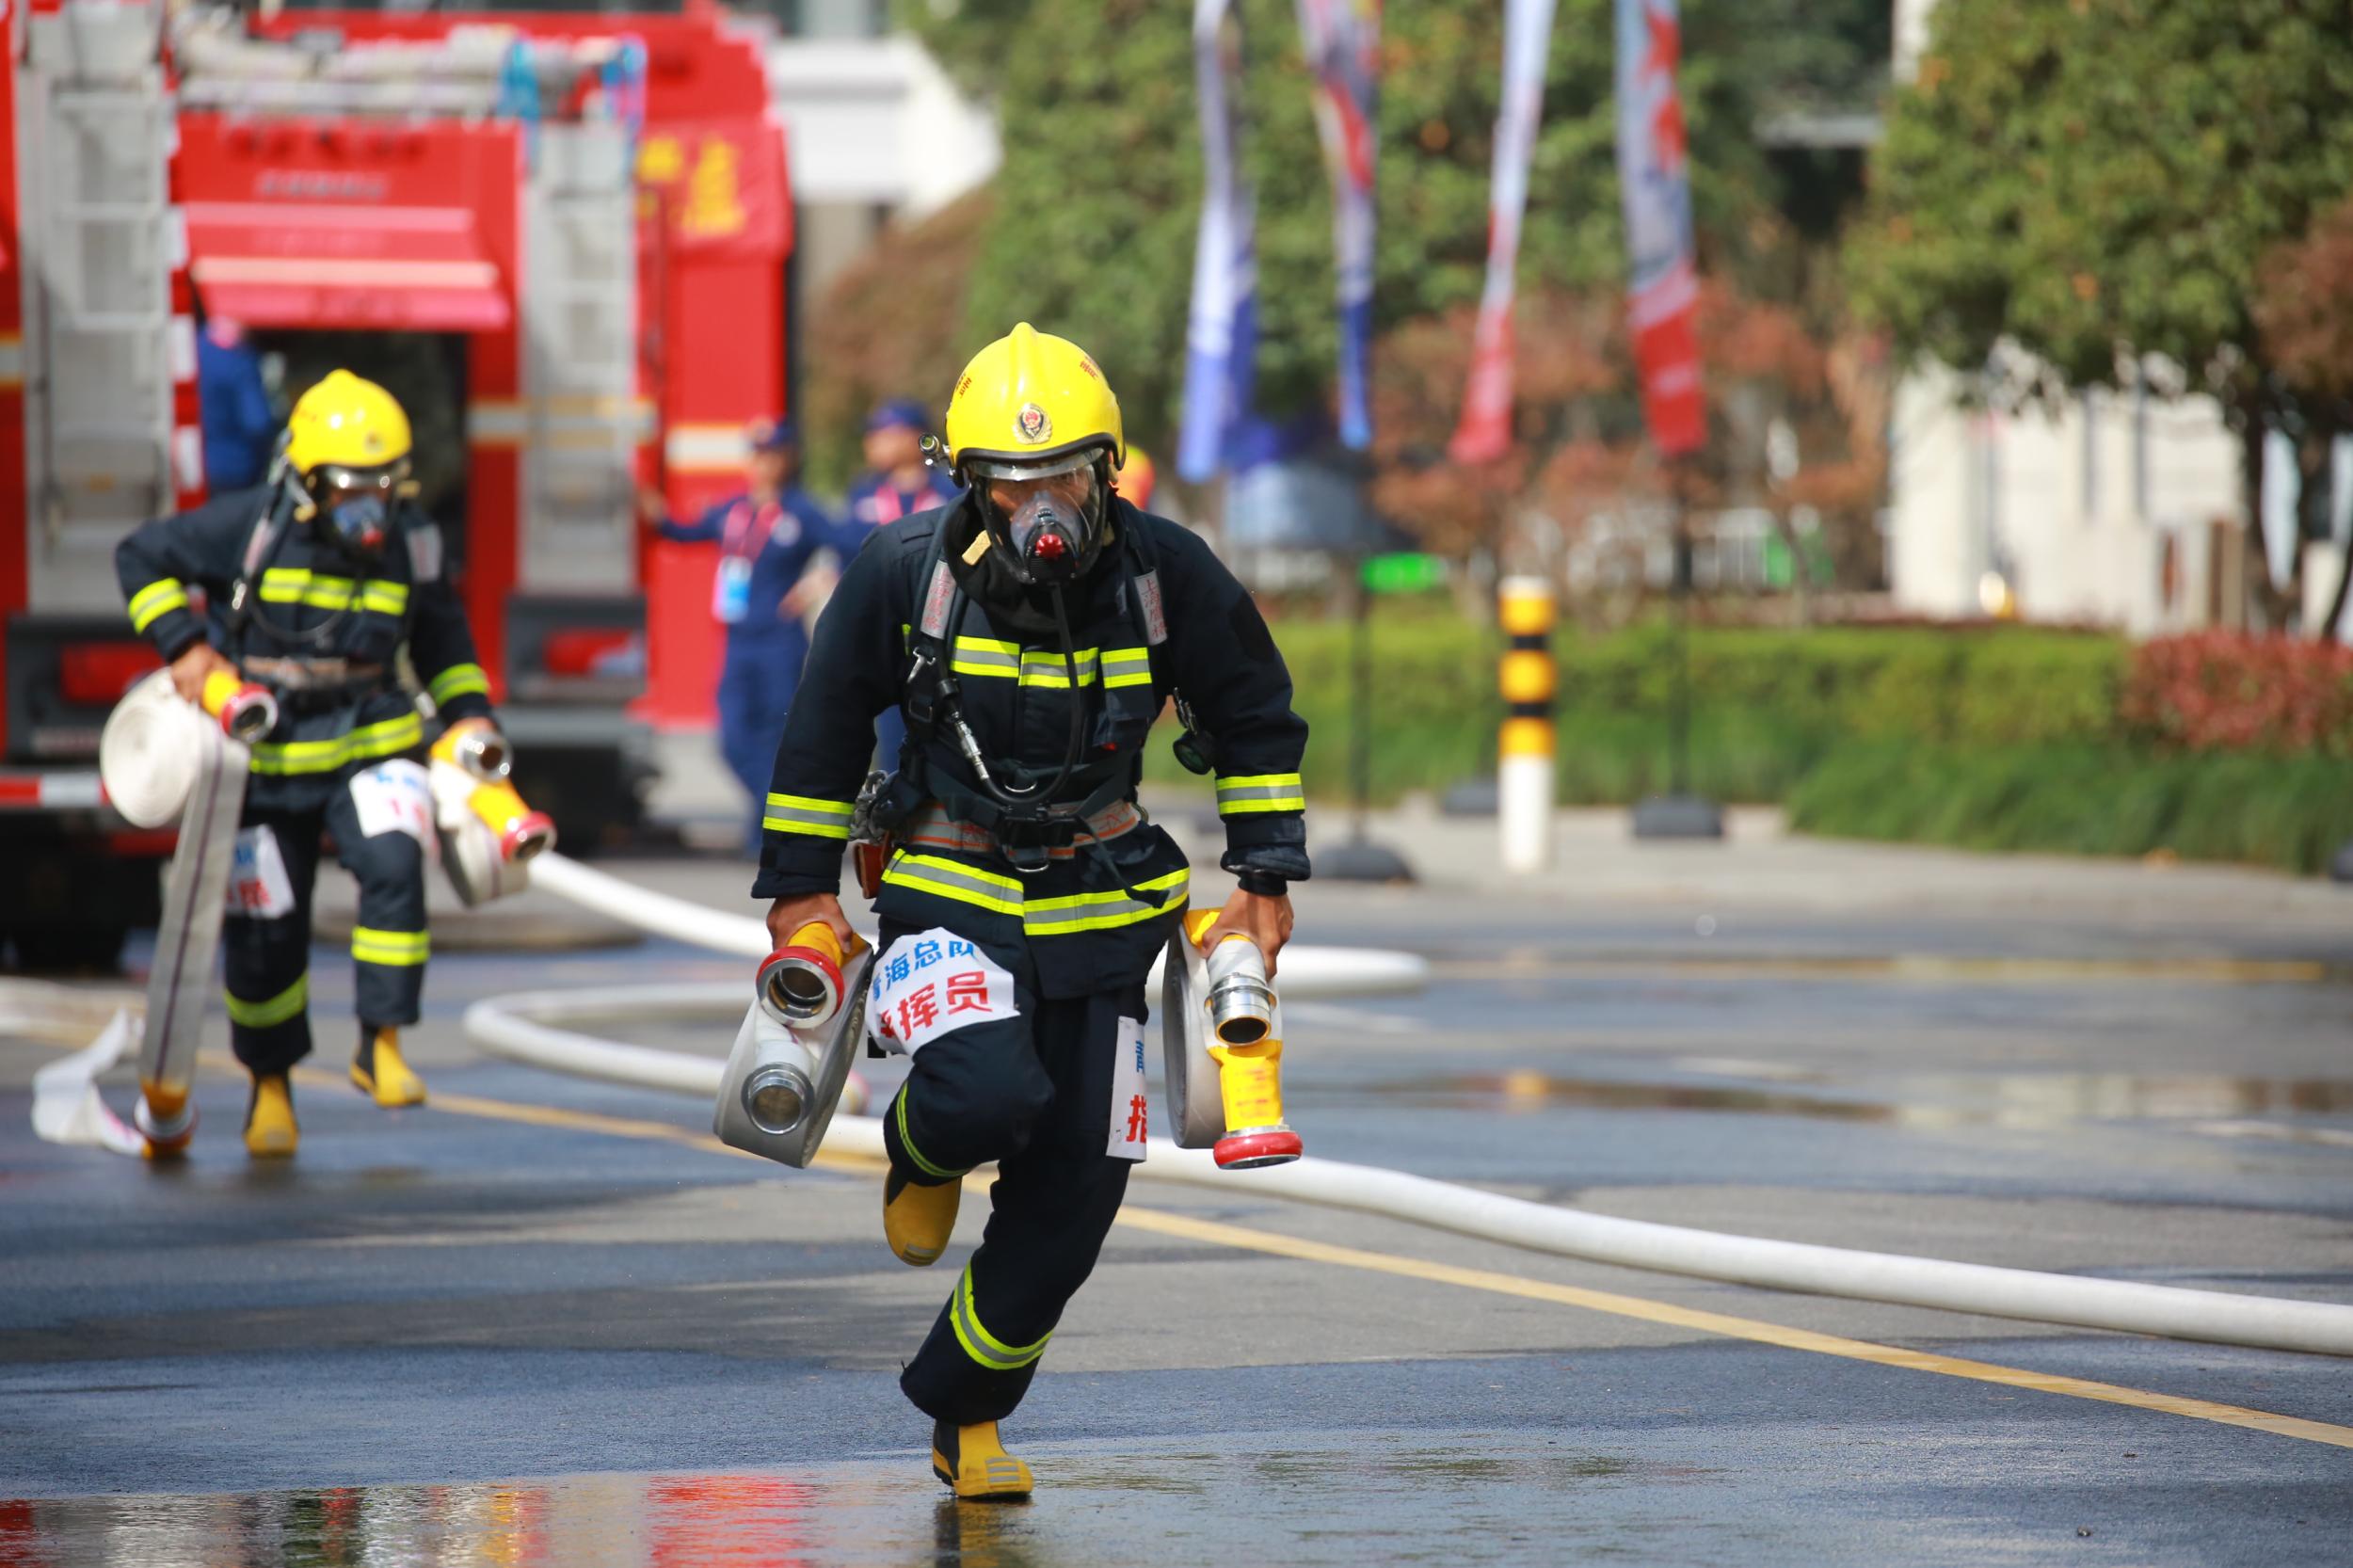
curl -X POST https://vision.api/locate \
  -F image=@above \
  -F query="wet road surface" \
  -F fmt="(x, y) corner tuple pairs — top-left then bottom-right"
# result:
(5, 843), (2353, 1566)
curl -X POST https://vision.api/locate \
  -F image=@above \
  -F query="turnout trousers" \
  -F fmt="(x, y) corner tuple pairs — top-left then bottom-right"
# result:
(876, 920), (1147, 1426)
(222, 762), (433, 1075)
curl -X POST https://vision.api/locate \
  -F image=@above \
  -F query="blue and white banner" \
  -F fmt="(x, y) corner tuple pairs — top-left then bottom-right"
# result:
(1449, 0), (1556, 464)
(1295, 0), (1381, 451)
(1178, 0), (1259, 483)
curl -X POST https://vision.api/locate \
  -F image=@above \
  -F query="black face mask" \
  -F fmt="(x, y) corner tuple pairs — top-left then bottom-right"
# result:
(947, 500), (1100, 636)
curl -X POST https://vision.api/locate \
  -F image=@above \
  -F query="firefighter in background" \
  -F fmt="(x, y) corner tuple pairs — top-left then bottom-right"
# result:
(639, 418), (849, 852)
(116, 371), (503, 1158)
(757, 325), (1308, 1496)
(843, 398), (961, 765)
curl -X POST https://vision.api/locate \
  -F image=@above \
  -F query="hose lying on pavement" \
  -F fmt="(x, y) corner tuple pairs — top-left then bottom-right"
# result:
(472, 870), (2353, 1360)
(525, 851), (1432, 995)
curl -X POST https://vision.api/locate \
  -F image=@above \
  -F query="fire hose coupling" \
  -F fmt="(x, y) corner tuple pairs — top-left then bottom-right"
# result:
(198, 668), (280, 744)
(430, 723), (553, 864)
(717, 921), (876, 1164)
(1188, 909), (1304, 1170)
(758, 920), (856, 1032)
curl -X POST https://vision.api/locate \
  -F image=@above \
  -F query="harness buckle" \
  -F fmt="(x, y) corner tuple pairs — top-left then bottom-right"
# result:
(903, 647), (941, 727)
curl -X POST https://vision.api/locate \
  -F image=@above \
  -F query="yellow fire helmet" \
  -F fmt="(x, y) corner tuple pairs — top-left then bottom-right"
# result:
(945, 323), (1125, 478)
(282, 370), (414, 559)
(945, 324), (1127, 586)
(284, 370), (414, 485)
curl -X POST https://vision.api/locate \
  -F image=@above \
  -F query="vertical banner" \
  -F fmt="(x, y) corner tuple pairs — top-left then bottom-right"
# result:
(1295, 0), (1382, 452)
(1448, 0), (1555, 465)
(1178, 0), (1259, 483)
(1615, 0), (1705, 456)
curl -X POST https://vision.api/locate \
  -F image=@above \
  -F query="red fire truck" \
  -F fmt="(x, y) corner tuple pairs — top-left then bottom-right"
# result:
(0, 0), (790, 967)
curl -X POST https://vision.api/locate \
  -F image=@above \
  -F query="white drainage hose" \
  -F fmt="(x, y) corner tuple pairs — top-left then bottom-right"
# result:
(461, 968), (2353, 1360)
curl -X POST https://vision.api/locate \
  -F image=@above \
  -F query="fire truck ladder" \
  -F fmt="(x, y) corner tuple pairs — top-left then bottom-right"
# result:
(520, 123), (640, 594)
(19, 2), (179, 563)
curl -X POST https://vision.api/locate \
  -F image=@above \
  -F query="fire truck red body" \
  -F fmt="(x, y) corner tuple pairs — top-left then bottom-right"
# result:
(0, 0), (789, 966)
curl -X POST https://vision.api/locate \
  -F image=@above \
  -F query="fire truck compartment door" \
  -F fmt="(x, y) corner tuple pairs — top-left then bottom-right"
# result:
(184, 202), (510, 332)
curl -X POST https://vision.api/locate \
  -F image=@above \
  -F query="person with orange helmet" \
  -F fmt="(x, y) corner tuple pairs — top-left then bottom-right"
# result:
(753, 325), (1310, 1496)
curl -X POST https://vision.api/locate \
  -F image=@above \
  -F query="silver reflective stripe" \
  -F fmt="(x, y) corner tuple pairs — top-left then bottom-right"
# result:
(1020, 869), (1190, 936)
(948, 638), (1022, 678)
(1016, 648), (1099, 687)
(1215, 774), (1306, 815)
(1100, 648), (1152, 688)
(762, 792), (856, 839)
(881, 853), (1025, 915)
(951, 1263), (1052, 1371)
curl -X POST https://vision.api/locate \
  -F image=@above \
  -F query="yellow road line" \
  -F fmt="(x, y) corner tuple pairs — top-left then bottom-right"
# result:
(321, 1058), (2353, 1453)
(1107, 1208), (2353, 1451)
(1438, 955), (2337, 985)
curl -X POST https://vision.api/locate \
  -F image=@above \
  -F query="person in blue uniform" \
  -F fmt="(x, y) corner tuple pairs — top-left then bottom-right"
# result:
(195, 318), (277, 493)
(642, 418), (849, 851)
(755, 326), (1309, 1497)
(843, 399), (960, 766)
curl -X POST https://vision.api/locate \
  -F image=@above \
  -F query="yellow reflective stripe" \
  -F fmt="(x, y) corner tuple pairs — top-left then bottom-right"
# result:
(894, 1087), (964, 1181)
(1215, 772), (1306, 815)
(880, 853), (1025, 916)
(1016, 648), (1099, 688)
(948, 635), (1022, 680)
(950, 1263), (1052, 1371)
(1100, 647), (1153, 689)
(248, 713), (424, 776)
(943, 637), (1151, 689)
(1021, 869), (1189, 936)
(127, 579), (189, 632)
(351, 926), (429, 967)
(761, 792), (856, 839)
(258, 568), (359, 609)
(223, 973), (308, 1029)
(426, 664), (489, 705)
(359, 581), (409, 616)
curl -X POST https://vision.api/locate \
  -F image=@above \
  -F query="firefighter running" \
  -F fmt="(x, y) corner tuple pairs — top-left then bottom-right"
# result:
(115, 371), (506, 1159)
(756, 324), (1309, 1498)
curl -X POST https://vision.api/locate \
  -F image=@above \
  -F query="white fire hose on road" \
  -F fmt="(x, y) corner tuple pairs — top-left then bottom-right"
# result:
(472, 856), (2353, 1360)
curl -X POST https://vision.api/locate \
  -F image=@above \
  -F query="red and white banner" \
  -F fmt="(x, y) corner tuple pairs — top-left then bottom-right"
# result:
(1449, 0), (1555, 465)
(1614, 0), (1705, 456)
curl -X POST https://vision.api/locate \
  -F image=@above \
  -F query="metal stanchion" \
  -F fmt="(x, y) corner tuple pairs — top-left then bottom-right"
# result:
(1632, 471), (1724, 840)
(1316, 547), (1417, 883)
(1497, 576), (1554, 873)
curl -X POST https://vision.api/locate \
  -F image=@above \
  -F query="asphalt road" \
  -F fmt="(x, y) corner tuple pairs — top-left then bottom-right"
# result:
(5, 823), (2353, 1566)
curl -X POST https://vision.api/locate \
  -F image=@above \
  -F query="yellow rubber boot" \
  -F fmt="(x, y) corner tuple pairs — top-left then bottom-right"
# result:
(931, 1419), (1032, 1499)
(884, 1167), (960, 1267)
(351, 1027), (426, 1108)
(244, 1074), (298, 1160)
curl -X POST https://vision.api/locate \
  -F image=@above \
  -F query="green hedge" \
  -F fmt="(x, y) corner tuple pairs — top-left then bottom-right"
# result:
(1176, 615), (2130, 804)
(1785, 744), (2353, 876)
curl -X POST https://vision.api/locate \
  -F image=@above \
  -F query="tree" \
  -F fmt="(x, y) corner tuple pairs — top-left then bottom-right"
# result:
(801, 189), (996, 490)
(891, 0), (1881, 466)
(2254, 195), (2353, 638)
(1850, 0), (2353, 624)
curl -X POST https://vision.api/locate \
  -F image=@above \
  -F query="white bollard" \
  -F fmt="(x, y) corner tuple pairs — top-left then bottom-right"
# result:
(1497, 576), (1555, 874)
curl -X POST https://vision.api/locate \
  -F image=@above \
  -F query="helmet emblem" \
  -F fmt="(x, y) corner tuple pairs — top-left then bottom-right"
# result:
(1015, 403), (1052, 444)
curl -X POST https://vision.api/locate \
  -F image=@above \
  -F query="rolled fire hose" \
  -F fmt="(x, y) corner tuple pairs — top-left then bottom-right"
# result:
(472, 861), (2353, 1360)
(97, 669), (276, 1153)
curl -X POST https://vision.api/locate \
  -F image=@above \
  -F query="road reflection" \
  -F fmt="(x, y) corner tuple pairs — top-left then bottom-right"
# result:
(0, 1473), (1082, 1568)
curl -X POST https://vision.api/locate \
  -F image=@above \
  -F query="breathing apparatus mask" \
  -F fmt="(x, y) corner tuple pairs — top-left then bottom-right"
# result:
(966, 447), (1112, 588)
(307, 459), (411, 562)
